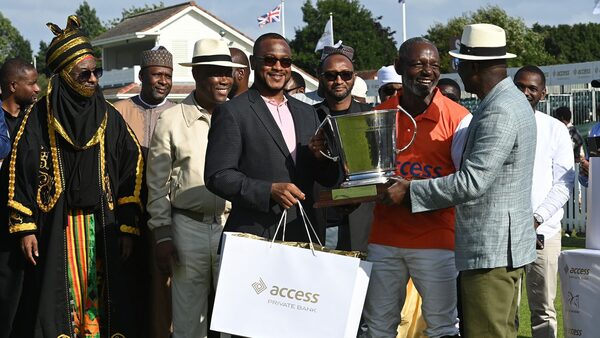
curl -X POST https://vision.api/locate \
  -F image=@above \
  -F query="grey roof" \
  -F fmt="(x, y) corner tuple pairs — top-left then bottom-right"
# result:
(94, 2), (190, 41)
(93, 1), (253, 43)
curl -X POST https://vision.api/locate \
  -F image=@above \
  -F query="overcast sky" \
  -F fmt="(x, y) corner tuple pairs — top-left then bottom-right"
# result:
(3, 0), (600, 53)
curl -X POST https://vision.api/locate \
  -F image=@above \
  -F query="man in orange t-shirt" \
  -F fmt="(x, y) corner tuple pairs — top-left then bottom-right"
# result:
(359, 38), (471, 338)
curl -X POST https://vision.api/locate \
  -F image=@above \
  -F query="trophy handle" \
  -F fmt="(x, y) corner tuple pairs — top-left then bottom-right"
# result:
(315, 116), (339, 162)
(395, 105), (418, 153)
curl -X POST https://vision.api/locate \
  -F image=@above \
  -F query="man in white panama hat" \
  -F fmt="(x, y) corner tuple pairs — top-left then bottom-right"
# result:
(383, 23), (537, 337)
(146, 38), (246, 338)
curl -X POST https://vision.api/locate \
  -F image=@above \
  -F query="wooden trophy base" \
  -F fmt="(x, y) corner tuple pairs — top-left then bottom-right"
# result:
(314, 184), (388, 208)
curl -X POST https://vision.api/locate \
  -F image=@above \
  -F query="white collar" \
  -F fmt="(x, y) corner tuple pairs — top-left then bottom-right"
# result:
(138, 95), (167, 108)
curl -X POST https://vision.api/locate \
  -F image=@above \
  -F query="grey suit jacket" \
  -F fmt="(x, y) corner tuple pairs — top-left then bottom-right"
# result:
(410, 77), (537, 271)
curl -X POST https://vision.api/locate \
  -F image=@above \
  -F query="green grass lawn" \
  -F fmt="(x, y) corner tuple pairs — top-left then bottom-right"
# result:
(517, 236), (586, 338)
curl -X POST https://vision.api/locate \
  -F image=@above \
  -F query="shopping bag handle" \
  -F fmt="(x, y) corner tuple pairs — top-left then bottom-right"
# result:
(271, 201), (323, 254)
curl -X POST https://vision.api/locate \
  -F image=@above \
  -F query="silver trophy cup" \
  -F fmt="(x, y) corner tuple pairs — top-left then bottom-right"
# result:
(317, 107), (417, 188)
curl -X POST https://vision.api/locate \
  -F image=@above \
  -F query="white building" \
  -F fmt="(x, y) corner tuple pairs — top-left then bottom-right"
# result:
(93, 1), (317, 100)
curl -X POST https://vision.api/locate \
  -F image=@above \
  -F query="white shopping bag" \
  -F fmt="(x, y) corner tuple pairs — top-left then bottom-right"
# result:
(211, 204), (372, 338)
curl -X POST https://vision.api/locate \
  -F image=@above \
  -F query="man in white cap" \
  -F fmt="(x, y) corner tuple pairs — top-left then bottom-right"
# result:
(146, 38), (246, 338)
(384, 24), (537, 337)
(377, 64), (403, 103)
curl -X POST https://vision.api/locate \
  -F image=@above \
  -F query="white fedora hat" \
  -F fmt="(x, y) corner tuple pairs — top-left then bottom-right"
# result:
(180, 38), (247, 67)
(449, 23), (517, 61)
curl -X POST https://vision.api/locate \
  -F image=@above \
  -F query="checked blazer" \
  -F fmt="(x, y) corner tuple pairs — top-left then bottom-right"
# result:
(410, 77), (538, 271)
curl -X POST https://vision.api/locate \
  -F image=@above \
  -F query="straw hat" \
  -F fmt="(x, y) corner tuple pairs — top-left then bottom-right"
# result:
(180, 38), (247, 68)
(449, 23), (517, 61)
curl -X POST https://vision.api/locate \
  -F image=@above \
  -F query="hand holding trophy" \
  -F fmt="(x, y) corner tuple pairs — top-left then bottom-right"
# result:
(314, 106), (417, 208)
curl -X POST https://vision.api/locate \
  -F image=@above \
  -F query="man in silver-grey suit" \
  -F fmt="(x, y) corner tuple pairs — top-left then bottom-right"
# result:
(383, 24), (537, 338)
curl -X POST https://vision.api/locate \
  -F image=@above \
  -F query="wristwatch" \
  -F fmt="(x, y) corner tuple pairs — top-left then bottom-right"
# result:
(534, 213), (544, 225)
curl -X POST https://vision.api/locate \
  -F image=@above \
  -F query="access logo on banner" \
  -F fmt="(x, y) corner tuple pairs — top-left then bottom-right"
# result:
(251, 277), (321, 313)
(565, 327), (584, 337)
(563, 264), (591, 280)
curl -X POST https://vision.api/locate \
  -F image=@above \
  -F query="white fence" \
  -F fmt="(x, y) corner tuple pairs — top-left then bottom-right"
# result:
(563, 164), (587, 234)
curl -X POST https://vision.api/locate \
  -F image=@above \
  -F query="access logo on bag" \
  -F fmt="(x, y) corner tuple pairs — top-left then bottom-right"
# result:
(212, 232), (372, 338)
(251, 277), (321, 312)
(251, 277), (267, 294)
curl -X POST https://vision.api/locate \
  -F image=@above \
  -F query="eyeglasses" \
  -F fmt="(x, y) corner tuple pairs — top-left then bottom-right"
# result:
(255, 56), (293, 68)
(78, 68), (103, 81)
(321, 71), (354, 82)
(380, 84), (401, 97)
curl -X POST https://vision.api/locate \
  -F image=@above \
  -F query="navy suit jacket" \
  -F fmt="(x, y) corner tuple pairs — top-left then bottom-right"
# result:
(205, 88), (339, 243)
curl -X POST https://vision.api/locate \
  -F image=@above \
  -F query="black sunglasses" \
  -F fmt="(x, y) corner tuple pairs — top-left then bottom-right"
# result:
(255, 55), (293, 68)
(78, 67), (103, 81)
(380, 85), (400, 97)
(321, 71), (354, 82)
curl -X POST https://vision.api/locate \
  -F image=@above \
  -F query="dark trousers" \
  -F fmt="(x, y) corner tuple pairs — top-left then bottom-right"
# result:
(0, 239), (24, 338)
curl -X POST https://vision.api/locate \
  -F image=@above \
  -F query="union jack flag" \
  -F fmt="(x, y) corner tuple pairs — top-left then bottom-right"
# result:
(257, 4), (281, 27)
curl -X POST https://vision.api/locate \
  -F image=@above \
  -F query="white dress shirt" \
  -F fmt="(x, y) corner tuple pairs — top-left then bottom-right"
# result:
(452, 113), (472, 168)
(532, 110), (575, 238)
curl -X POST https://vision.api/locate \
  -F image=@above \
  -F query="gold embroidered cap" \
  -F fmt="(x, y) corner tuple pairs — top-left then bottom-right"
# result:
(141, 46), (173, 69)
(45, 15), (94, 74)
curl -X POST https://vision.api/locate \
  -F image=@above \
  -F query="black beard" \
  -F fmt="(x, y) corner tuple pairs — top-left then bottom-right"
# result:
(328, 88), (351, 102)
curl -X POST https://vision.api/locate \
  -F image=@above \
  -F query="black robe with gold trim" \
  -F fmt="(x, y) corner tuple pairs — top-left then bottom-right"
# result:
(7, 93), (143, 337)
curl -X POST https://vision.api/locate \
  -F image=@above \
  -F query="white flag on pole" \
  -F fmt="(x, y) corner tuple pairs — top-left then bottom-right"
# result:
(594, 0), (600, 15)
(315, 17), (334, 52)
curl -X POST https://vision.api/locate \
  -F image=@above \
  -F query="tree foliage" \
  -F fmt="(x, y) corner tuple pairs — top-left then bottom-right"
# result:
(35, 41), (50, 76)
(289, 0), (397, 76)
(0, 11), (33, 64)
(425, 5), (554, 73)
(105, 2), (165, 28)
(36, 74), (50, 99)
(75, 1), (106, 58)
(533, 23), (600, 64)
(75, 1), (106, 39)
